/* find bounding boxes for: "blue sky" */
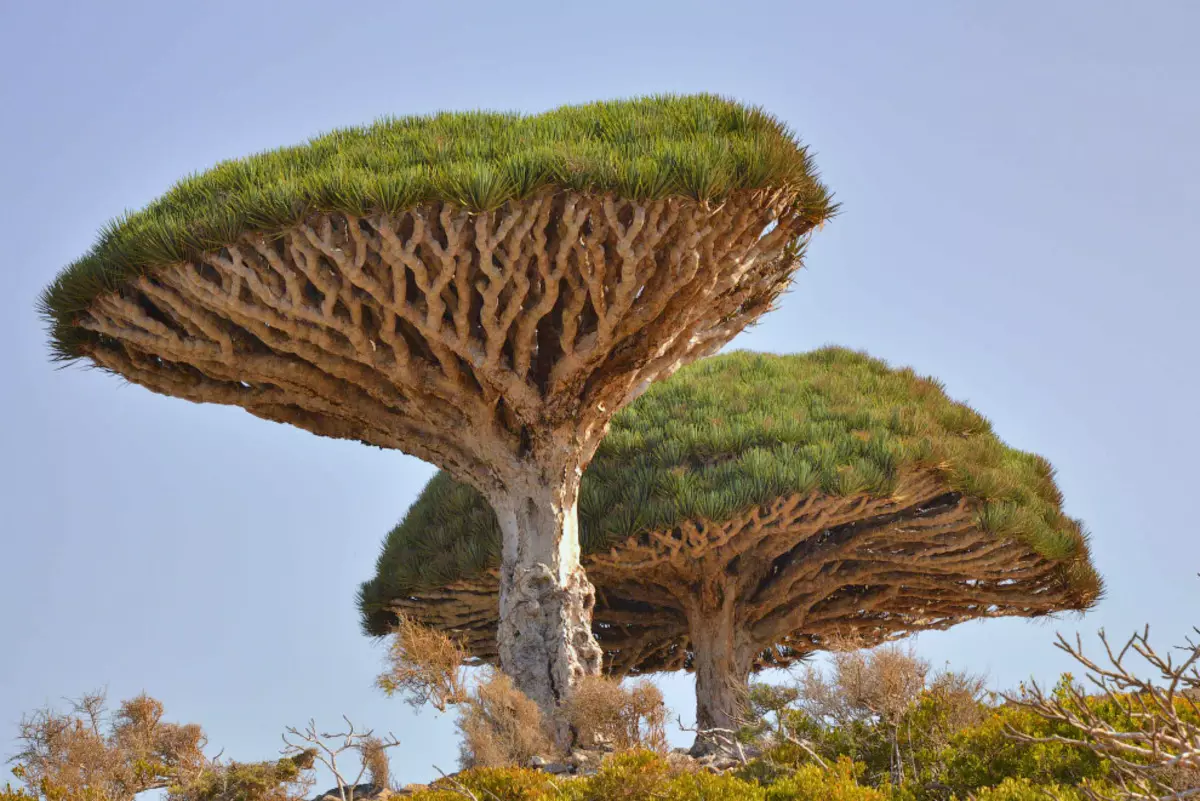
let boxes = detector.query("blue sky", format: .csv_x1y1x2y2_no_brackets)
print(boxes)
1,0,1197,788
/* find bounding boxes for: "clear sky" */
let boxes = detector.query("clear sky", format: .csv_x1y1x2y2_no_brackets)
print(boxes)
1,0,1197,789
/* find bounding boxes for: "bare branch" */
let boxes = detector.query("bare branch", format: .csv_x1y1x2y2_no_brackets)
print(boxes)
282,717,401,801
1006,625,1200,800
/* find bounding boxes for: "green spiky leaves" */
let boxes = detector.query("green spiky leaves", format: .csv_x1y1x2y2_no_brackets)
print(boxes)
358,349,1102,635
40,94,835,363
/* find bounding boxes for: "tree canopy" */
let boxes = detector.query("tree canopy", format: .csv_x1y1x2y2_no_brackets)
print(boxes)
360,348,1102,669
40,93,831,364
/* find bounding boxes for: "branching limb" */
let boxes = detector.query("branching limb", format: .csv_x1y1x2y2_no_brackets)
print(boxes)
282,717,401,801
1005,625,1200,801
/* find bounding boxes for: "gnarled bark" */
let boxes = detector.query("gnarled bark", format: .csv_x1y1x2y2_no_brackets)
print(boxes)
685,584,756,755
492,473,603,718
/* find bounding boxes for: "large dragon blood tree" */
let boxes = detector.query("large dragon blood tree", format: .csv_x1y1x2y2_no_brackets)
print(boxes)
40,95,834,712
359,349,1102,747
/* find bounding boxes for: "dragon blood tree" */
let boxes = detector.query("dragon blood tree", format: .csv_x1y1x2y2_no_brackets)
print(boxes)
40,95,834,712
359,349,1102,748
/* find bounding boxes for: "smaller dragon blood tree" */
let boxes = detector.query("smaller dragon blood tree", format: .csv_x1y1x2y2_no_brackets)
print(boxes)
359,349,1102,752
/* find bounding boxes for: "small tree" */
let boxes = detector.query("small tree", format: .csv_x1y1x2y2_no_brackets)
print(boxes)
360,348,1102,753
562,676,668,753
41,95,834,716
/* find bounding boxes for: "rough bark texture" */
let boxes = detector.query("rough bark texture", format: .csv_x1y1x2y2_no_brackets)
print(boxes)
71,189,815,708
685,585,755,755
493,478,603,717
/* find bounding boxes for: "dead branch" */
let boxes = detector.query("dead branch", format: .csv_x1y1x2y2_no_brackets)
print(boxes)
281,717,401,801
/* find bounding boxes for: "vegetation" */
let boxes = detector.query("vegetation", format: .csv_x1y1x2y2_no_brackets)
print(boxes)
376,615,473,713
7,690,208,801
362,348,1101,747
168,754,315,801
456,673,555,770
561,677,668,754
41,93,831,359
361,347,1100,626
11,620,1199,800
1003,625,1200,799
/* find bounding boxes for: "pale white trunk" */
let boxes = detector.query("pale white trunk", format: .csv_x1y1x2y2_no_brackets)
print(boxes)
493,477,603,724
686,596,754,756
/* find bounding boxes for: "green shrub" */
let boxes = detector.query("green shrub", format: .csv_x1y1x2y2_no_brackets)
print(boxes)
168,753,314,801
764,759,894,801
967,777,1095,801
410,766,564,801
940,700,1109,795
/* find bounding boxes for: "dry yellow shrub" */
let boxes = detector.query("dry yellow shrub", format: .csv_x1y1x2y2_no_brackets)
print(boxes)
457,673,554,769
563,677,667,753
377,616,469,712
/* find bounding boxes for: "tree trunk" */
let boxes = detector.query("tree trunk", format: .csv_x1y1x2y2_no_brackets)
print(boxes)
493,476,603,726
686,593,754,756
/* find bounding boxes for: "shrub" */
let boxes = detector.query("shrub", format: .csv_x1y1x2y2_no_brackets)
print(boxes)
1007,625,1200,800
9,691,208,801
577,750,675,801
356,736,390,791
966,777,1090,801
940,692,1110,794
168,753,315,801
563,677,668,753
764,759,893,801
409,767,562,801
457,673,555,769
662,770,766,801
0,786,37,801
377,616,470,712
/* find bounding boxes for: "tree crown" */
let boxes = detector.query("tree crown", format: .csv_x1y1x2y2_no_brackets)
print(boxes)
360,348,1101,636
41,94,832,362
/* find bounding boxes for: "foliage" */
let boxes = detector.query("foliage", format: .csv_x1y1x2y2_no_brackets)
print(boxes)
407,766,564,801
360,348,1101,636
377,616,471,712
562,677,668,753
764,759,895,801
457,673,555,770
407,753,894,801
733,665,1134,800
41,93,834,363
7,690,208,801
5,662,1176,801
939,687,1111,794
1005,625,1200,800
794,644,930,785
966,777,1093,801
167,753,315,801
